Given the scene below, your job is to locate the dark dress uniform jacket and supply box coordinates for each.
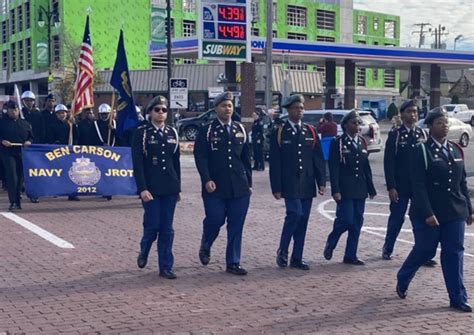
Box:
[194,119,252,199]
[409,138,472,223]
[251,120,264,143]
[329,133,376,199]
[132,123,180,197]
[0,117,33,151]
[269,121,326,199]
[22,107,45,143]
[91,119,115,146]
[48,119,79,145]
[384,125,427,195]
[77,119,96,145]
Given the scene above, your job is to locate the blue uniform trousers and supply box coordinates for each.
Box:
[397,218,467,305]
[383,195,410,255]
[202,194,250,265]
[326,198,366,260]
[140,195,178,272]
[278,198,313,261]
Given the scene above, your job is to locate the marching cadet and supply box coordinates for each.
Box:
[0,101,33,210]
[382,100,436,267]
[396,108,473,312]
[21,91,43,203]
[91,103,116,147]
[132,96,181,279]
[21,91,45,144]
[251,111,265,171]
[269,94,326,270]
[91,103,115,200]
[77,108,97,145]
[48,104,79,145]
[194,91,252,275]
[323,110,376,265]
[41,94,57,136]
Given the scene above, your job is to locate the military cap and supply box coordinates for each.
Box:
[54,104,68,112]
[45,93,56,101]
[213,91,233,107]
[146,95,168,114]
[281,94,305,108]
[5,100,18,109]
[341,110,361,126]
[399,100,417,113]
[424,106,447,125]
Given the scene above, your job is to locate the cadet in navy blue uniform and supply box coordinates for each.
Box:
[383,100,436,267]
[132,96,181,280]
[396,108,473,312]
[323,111,376,265]
[251,112,265,171]
[269,94,326,270]
[48,104,79,145]
[0,101,33,210]
[194,91,252,275]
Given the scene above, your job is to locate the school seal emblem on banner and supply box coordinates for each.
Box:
[68,157,101,186]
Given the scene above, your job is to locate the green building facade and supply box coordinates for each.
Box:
[0,0,150,95]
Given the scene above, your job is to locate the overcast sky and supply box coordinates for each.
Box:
[353,0,474,51]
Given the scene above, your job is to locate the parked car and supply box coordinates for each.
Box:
[416,117,472,147]
[442,104,474,125]
[176,107,245,141]
[275,109,383,153]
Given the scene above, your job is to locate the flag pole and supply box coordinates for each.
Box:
[107,91,116,146]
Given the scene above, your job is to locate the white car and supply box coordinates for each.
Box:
[416,117,472,147]
[442,104,474,125]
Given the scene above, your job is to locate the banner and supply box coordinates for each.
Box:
[151,7,166,46]
[22,144,137,198]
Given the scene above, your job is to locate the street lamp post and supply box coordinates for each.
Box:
[454,34,463,50]
[37,4,60,92]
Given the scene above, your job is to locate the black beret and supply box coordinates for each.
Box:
[399,100,417,113]
[282,94,304,108]
[146,95,168,114]
[213,91,233,107]
[45,94,56,101]
[424,106,447,125]
[5,100,18,109]
[341,110,361,125]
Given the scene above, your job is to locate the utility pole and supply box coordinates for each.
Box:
[429,24,449,49]
[411,23,431,48]
[265,0,273,113]
[166,0,173,125]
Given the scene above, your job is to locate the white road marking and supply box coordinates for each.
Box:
[317,199,474,258]
[1,212,75,249]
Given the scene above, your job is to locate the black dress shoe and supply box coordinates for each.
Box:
[290,259,310,271]
[382,251,392,260]
[450,302,472,313]
[423,259,437,267]
[29,197,39,203]
[199,244,210,266]
[396,284,407,299]
[276,249,288,268]
[159,269,177,279]
[68,195,80,201]
[137,254,148,269]
[343,257,365,265]
[8,203,18,211]
[323,242,333,260]
[226,264,247,275]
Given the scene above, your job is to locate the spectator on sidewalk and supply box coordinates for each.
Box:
[317,112,338,138]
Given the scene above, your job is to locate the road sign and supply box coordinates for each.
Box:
[170,78,188,109]
[208,87,224,98]
[199,0,251,62]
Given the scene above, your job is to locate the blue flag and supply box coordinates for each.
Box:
[110,29,138,135]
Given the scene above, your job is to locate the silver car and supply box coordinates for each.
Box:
[416,117,472,147]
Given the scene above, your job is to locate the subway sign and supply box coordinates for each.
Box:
[202,41,247,60]
[199,0,251,62]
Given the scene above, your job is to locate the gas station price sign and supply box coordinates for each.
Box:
[199,0,251,62]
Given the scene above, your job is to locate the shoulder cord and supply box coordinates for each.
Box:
[169,126,179,153]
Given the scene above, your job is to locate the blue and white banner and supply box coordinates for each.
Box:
[22,144,137,198]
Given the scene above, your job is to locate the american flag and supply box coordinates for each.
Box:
[71,16,94,116]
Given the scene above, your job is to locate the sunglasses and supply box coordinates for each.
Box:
[153,107,168,113]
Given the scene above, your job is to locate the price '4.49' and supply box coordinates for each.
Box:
[217,23,246,40]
